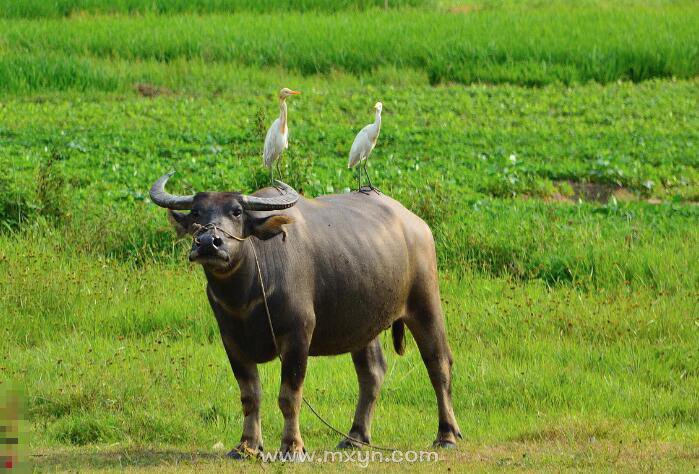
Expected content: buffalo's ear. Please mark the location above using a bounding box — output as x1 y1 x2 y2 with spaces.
246 214 294 241
167 210 193 237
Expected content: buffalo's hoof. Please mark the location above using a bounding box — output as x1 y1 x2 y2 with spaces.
433 439 457 449
227 443 262 460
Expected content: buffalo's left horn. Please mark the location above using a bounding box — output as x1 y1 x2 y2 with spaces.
240 180 299 211
149 171 194 210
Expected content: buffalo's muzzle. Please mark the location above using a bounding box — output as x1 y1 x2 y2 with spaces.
189 232 227 263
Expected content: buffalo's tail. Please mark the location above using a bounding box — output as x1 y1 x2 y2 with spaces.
392 319 405 356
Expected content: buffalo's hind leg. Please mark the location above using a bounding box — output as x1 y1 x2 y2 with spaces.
337 337 387 449
405 307 461 448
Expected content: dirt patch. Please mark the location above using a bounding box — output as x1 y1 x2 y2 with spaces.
448 4 479 14
545 192 573 203
550 181 646 204
134 83 172 98
568 181 623 203
542 183 625 204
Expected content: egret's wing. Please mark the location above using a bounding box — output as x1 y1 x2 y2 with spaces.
263 118 280 167
348 129 369 168
364 122 379 143
348 123 377 168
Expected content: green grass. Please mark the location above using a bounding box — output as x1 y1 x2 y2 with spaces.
1 0 695 18
0 0 431 18
2 239 697 469
1 4 698 90
2 1 698 469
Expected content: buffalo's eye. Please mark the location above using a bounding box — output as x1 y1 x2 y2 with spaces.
190 210 199 219
231 208 242 217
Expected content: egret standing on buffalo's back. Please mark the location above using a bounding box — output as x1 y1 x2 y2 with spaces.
263 87 301 185
348 101 382 193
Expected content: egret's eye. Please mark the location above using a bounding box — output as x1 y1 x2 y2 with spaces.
231 208 242 217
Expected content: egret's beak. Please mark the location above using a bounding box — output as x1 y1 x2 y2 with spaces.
290 90 301 95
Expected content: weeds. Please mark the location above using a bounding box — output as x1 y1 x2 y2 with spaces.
36 148 70 223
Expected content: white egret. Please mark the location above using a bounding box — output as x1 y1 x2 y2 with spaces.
348 101 382 193
263 87 301 185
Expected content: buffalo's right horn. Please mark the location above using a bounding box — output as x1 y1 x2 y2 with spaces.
240 180 300 211
149 171 194 210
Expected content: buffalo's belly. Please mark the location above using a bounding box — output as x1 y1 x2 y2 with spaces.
308 285 408 356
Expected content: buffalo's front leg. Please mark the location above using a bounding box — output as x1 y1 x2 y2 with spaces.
220 334 264 458
278 337 309 456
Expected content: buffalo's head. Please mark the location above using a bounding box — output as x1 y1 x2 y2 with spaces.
149 172 298 273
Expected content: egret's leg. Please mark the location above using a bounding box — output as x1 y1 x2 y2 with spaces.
363 160 381 194
357 165 368 194
272 160 283 193
357 162 370 195
269 165 274 186
276 159 283 182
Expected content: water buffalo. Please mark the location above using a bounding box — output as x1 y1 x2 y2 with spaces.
149 172 460 456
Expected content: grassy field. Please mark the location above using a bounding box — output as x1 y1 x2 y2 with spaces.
0 0 432 17
1 0 694 17
1 0 698 471
1 4 698 90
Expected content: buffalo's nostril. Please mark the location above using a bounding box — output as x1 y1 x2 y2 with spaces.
196 234 214 248
213 236 223 248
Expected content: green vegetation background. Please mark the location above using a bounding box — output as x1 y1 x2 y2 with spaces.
0 0 697 470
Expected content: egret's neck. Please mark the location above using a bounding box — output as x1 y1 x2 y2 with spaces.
374 109 382 129
279 98 288 128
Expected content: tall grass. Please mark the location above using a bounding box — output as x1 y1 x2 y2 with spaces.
0 0 431 18
1 0 695 18
0 6 697 88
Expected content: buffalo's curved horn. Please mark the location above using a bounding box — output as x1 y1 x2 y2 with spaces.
149 171 194 210
240 181 299 211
